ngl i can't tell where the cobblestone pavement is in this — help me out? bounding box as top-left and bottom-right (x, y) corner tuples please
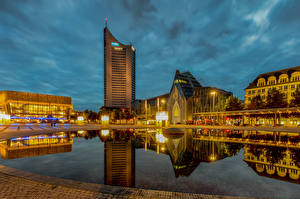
(0, 165), (264, 199)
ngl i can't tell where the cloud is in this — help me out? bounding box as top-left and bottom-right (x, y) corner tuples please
(1, 0), (300, 111)
(166, 20), (191, 40)
(120, 0), (157, 28)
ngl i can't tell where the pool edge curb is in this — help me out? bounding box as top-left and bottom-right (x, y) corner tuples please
(0, 164), (269, 199)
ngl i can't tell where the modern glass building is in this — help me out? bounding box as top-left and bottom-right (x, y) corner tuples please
(0, 90), (73, 122)
(104, 24), (135, 109)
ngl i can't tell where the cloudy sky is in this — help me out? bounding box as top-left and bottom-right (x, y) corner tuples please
(1, 0), (300, 111)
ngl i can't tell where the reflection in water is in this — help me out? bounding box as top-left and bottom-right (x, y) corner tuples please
(1, 128), (300, 191)
(0, 133), (73, 159)
(102, 129), (135, 187)
(245, 145), (300, 183)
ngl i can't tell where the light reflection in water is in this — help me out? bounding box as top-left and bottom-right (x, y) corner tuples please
(0, 129), (300, 197)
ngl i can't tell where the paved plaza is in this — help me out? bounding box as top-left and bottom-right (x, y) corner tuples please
(0, 165), (263, 199)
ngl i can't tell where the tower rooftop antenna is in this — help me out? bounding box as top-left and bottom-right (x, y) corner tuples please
(105, 18), (108, 27)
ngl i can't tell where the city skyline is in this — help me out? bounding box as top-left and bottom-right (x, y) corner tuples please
(1, 0), (300, 111)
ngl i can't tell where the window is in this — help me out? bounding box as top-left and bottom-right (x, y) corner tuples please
(258, 89), (261, 93)
(248, 91), (251, 95)
(268, 79), (276, 85)
(280, 78), (287, 83)
(291, 85), (295, 90)
(284, 85), (288, 90)
(279, 86), (282, 90)
(262, 89), (265, 93)
(257, 78), (266, 87)
(252, 90), (256, 94)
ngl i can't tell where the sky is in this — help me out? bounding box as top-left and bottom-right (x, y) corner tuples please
(1, 0), (300, 111)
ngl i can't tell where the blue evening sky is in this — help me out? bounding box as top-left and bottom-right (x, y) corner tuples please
(1, 0), (300, 111)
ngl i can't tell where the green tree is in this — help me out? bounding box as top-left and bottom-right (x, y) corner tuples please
(83, 109), (98, 122)
(247, 95), (265, 110)
(290, 88), (300, 107)
(265, 88), (287, 108)
(225, 96), (243, 111)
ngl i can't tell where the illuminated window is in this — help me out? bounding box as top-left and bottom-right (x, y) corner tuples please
(291, 85), (295, 90)
(173, 105), (179, 117)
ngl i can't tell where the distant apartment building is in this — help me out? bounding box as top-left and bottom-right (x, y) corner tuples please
(104, 24), (135, 109)
(245, 66), (300, 105)
(0, 90), (73, 122)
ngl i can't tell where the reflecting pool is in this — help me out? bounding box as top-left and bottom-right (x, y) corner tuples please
(1, 128), (300, 199)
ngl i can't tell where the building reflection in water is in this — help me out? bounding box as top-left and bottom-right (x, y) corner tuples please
(244, 145), (300, 183)
(101, 129), (135, 187)
(2, 128), (300, 187)
(135, 128), (241, 178)
(194, 129), (300, 184)
(0, 133), (73, 159)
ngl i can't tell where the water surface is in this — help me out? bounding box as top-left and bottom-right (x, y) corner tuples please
(0, 129), (300, 199)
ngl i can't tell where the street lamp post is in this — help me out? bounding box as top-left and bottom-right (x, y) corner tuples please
(210, 91), (216, 124)
(161, 99), (166, 111)
(210, 91), (216, 112)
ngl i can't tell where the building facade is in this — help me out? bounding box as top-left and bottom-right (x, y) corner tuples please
(0, 90), (73, 122)
(193, 87), (232, 113)
(245, 66), (300, 105)
(167, 70), (201, 124)
(104, 25), (135, 109)
(132, 93), (169, 119)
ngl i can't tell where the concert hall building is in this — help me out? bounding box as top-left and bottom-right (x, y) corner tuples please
(0, 90), (73, 122)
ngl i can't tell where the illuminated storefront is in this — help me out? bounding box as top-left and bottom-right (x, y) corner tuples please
(0, 90), (73, 123)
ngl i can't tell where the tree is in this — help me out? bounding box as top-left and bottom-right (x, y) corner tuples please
(83, 109), (98, 122)
(265, 88), (287, 108)
(290, 88), (300, 107)
(247, 95), (265, 110)
(225, 96), (243, 111)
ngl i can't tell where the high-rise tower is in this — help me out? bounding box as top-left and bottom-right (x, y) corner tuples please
(104, 22), (136, 109)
